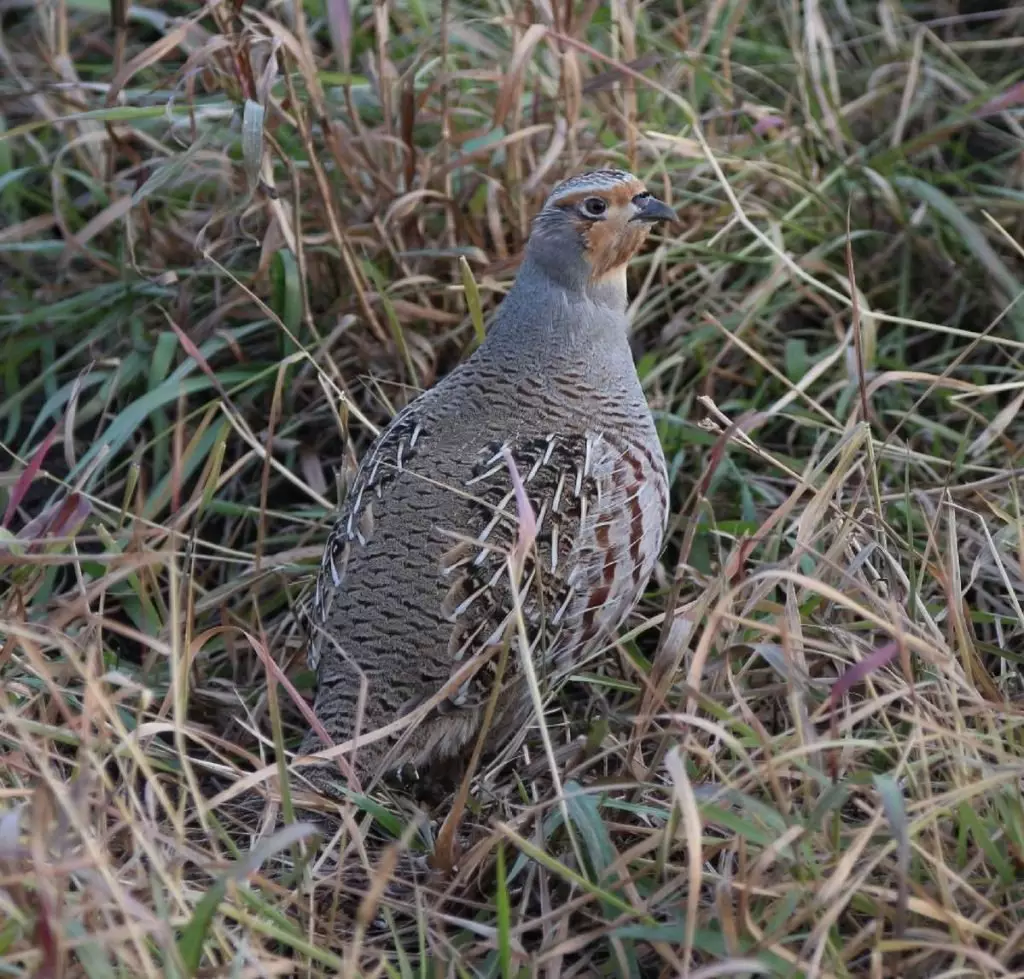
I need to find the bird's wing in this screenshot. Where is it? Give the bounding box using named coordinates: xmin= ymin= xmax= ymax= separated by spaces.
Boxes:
xmin=307 ymin=417 xmax=663 ymax=714
xmin=432 ymin=429 xmax=654 ymax=710
xmin=306 ymin=399 xmax=428 ymax=672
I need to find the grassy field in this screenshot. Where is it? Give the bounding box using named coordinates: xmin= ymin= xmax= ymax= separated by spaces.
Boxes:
xmin=2 ymin=0 xmax=1024 ymax=975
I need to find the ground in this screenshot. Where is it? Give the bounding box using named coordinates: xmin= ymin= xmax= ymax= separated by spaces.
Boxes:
xmin=1 ymin=0 xmax=1024 ymax=976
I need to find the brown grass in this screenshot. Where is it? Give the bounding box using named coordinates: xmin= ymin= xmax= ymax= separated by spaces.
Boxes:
xmin=2 ymin=0 xmax=1024 ymax=975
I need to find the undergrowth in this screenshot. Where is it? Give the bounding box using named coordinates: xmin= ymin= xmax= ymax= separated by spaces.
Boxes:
xmin=2 ymin=0 xmax=1024 ymax=976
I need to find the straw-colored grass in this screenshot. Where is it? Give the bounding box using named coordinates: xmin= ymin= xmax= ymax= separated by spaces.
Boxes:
xmin=2 ymin=0 xmax=1024 ymax=975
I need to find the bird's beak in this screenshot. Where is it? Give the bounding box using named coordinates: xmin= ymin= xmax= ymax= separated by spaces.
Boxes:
xmin=630 ymin=195 xmax=676 ymax=224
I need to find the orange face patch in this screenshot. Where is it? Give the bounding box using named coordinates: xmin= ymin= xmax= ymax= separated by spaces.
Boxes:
xmin=551 ymin=178 xmax=654 ymax=281
xmin=583 ymin=220 xmax=650 ymax=280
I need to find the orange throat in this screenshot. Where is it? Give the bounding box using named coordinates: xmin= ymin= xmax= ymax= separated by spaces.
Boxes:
xmin=585 ymin=222 xmax=648 ymax=282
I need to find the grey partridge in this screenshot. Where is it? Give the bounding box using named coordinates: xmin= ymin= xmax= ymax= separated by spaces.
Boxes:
xmin=304 ymin=168 xmax=674 ymax=784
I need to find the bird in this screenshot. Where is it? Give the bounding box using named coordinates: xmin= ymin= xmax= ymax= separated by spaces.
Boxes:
xmin=302 ymin=168 xmax=674 ymax=789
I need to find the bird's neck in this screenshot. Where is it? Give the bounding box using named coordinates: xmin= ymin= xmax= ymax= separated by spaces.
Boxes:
xmin=482 ymin=253 xmax=632 ymax=364
xmin=521 ymin=237 xmax=630 ymax=312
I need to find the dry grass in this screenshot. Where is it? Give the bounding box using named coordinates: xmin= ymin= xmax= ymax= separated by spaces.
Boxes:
xmin=2 ymin=0 xmax=1024 ymax=975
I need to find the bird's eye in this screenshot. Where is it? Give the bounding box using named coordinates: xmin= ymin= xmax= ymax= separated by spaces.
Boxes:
xmin=581 ymin=197 xmax=608 ymax=218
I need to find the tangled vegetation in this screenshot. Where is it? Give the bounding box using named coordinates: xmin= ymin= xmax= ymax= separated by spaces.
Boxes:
xmin=1 ymin=0 xmax=1024 ymax=975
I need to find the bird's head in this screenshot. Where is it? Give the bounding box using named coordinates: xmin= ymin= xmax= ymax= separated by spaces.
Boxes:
xmin=524 ymin=169 xmax=675 ymax=302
